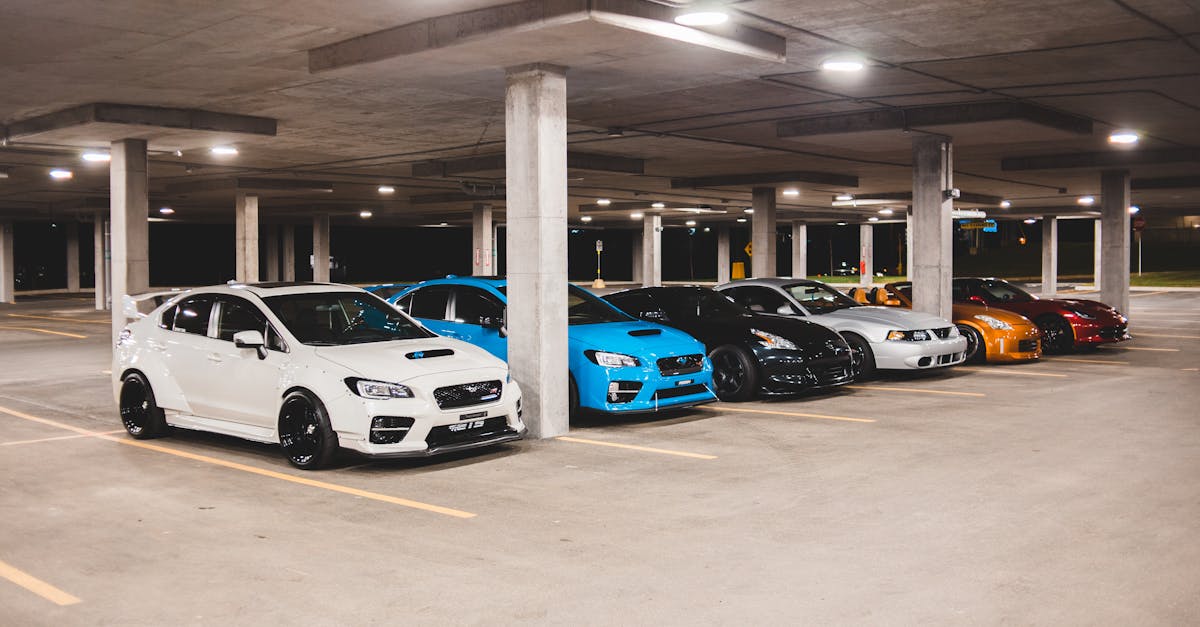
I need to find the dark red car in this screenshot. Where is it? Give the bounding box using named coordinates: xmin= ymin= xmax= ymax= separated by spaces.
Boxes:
xmin=952 ymin=278 xmax=1129 ymax=353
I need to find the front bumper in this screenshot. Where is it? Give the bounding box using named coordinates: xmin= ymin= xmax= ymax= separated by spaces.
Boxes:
xmin=983 ymin=324 xmax=1041 ymax=363
xmin=1070 ymin=318 xmax=1131 ymax=346
xmin=873 ymin=336 xmax=969 ymax=370
xmin=752 ymin=346 xmax=855 ymax=396
xmin=576 ymin=360 xmax=717 ymax=414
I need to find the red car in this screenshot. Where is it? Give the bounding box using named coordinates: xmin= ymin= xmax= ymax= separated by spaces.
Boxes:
xmin=952 ymin=278 xmax=1129 ymax=353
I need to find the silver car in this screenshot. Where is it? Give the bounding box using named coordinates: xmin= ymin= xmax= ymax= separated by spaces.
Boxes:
xmin=716 ymin=278 xmax=968 ymax=376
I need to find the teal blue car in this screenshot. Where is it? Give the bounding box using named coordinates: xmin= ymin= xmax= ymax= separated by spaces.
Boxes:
xmin=383 ymin=277 xmax=716 ymax=415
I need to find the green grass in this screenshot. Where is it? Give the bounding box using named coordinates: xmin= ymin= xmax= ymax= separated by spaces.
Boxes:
xmin=809 ymin=275 xmax=907 ymax=284
xmin=1129 ymin=271 xmax=1200 ymax=287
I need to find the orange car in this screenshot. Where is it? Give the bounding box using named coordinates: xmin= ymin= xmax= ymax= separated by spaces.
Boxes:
xmin=849 ymin=282 xmax=1041 ymax=363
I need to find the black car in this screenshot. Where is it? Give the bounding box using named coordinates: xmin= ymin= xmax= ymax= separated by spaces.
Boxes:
xmin=603 ymin=287 xmax=857 ymax=401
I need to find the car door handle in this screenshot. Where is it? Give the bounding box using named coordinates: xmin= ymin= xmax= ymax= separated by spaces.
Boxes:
xmin=206 ymin=353 xmax=223 ymax=363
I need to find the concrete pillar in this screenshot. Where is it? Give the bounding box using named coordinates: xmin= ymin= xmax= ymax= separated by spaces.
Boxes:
xmin=472 ymin=203 xmax=494 ymax=276
xmin=110 ymin=138 xmax=150 ymax=340
xmin=312 ymin=215 xmax=330 ymax=283
xmin=641 ymin=214 xmax=662 ymax=287
xmin=235 ymin=192 xmax=259 ymax=283
xmin=93 ymin=211 xmax=108 ymax=310
xmin=716 ymin=225 xmax=731 ymax=283
xmin=65 ymin=222 xmax=80 ymax=292
xmin=1100 ymin=170 xmax=1131 ymax=314
xmin=631 ymin=231 xmax=643 ymax=283
xmin=0 ymin=222 xmax=14 ymax=304
xmin=911 ymin=135 xmax=954 ymax=320
xmin=263 ymin=224 xmax=280 ymax=282
xmin=750 ymin=187 xmax=777 ymax=278
xmin=504 ymin=63 xmax=569 ymax=439
xmin=281 ymin=225 xmax=296 ymax=282
xmin=790 ymin=222 xmax=807 ymax=278
xmin=1093 ymin=220 xmax=1102 ymax=290
xmin=1041 ymin=217 xmax=1058 ymax=297
xmin=859 ymin=223 xmax=874 ymax=287
xmin=905 ymin=211 xmax=913 ymax=278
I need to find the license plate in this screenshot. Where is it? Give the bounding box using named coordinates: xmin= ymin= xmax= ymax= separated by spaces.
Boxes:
xmin=676 ymin=379 xmax=693 ymax=386
xmin=448 ymin=420 xmax=485 ymax=432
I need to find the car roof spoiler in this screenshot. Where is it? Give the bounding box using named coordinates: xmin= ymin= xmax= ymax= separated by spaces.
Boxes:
xmin=121 ymin=289 xmax=189 ymax=321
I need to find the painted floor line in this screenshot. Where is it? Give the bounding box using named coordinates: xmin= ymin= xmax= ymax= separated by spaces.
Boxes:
xmin=1134 ymin=332 xmax=1200 ymax=340
xmin=846 ymin=385 xmax=985 ymax=397
xmin=0 ymin=405 xmax=475 ymax=519
xmin=556 ymin=436 xmax=717 ymax=459
xmin=1130 ymin=291 xmax=1171 ymax=298
xmin=1183 ymin=368 xmax=1199 ymax=372
xmin=6 ymin=313 xmax=108 ymax=325
xmin=1050 ymin=357 xmax=1128 ymax=365
xmin=956 ymin=366 xmax=1068 ymax=378
xmin=0 ymin=558 xmax=81 ymax=606
xmin=1 ymin=429 xmax=125 ymax=446
xmin=702 ymin=405 xmax=875 ymax=423
xmin=0 ymin=326 xmax=87 ymax=339
xmin=1101 ymin=346 xmax=1181 ymax=352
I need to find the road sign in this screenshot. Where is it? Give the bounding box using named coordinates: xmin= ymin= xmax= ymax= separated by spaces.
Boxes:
xmin=595 ymin=239 xmax=604 ymax=252
xmin=959 ymin=219 xmax=992 ymax=230
xmin=1132 ymin=216 xmax=1146 ymax=232
xmin=744 ymin=242 xmax=752 ymax=256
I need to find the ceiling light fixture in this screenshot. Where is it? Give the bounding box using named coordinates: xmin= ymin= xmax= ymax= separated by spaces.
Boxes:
xmin=1024 ymin=218 xmax=1037 ymax=224
xmin=210 ymin=146 xmax=238 ymax=156
xmin=1000 ymin=200 xmax=1012 ymax=209
xmin=49 ymin=168 xmax=73 ymax=180
xmin=878 ymin=208 xmax=894 ymax=215
xmin=836 ymin=221 xmax=847 ymax=226
xmin=686 ymin=220 xmax=697 ymax=226
xmin=81 ymin=151 xmax=110 ymax=162
xmin=597 ymin=198 xmax=612 ymax=206
xmin=359 ymin=210 xmax=373 ymax=218
xmin=835 ymin=193 xmax=854 ymax=201
xmin=821 ymin=57 xmax=866 ymax=72
xmin=159 ymin=207 xmax=175 ymax=215
xmin=439 ymin=222 xmax=448 ymax=226
xmin=1128 ymin=205 xmax=1140 ymax=214
xmin=1077 ymin=196 xmax=1096 ymax=206
xmin=377 ymin=185 xmax=395 ymax=194
xmin=736 ymin=218 xmax=747 ymax=223
xmin=581 ymin=215 xmax=593 ymax=222
xmin=651 ymin=202 xmax=666 ymax=209
xmin=606 ymin=127 xmax=625 ymax=137
xmin=1108 ymin=130 xmax=1140 ymax=144
xmin=743 ymin=208 xmax=754 ymax=214
xmin=782 ymin=188 xmax=800 ymax=197
xmin=673 ymin=6 xmax=729 ymax=27
xmin=868 ymin=216 xmax=879 ymax=222
xmin=630 ymin=212 xmax=644 ymax=219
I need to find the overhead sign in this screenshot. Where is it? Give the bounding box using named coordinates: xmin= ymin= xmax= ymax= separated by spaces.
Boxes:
xmin=959 ymin=219 xmax=994 ymax=231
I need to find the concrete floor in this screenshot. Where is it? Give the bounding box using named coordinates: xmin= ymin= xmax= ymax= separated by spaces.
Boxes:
xmin=0 ymin=291 xmax=1197 ymax=625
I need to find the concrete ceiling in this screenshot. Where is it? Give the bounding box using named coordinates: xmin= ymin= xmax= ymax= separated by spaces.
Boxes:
xmin=1 ymin=0 xmax=1198 ymax=227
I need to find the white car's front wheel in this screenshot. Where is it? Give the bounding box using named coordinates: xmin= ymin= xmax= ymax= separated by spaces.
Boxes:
xmin=278 ymin=390 xmax=339 ymax=470
xmin=119 ymin=372 xmax=167 ymax=439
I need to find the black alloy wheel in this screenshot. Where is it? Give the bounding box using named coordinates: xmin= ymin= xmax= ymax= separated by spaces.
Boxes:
xmin=708 ymin=345 xmax=758 ymax=402
xmin=958 ymin=324 xmax=985 ymax=363
xmin=842 ymin=333 xmax=876 ymax=379
xmin=1036 ymin=315 xmax=1075 ymax=353
xmin=119 ymin=372 xmax=167 ymax=439
xmin=278 ymin=391 xmax=338 ymax=470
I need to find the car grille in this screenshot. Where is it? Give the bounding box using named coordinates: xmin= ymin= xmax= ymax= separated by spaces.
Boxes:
xmin=813 ymin=364 xmax=853 ymax=385
xmin=432 ymin=380 xmax=503 ymax=409
xmin=1018 ymin=339 xmax=1039 ymax=352
xmin=932 ymin=327 xmax=953 ymax=339
xmin=1098 ymin=325 xmax=1126 ymax=340
xmin=425 ymin=417 xmax=515 ymax=449
xmin=652 ymin=383 xmax=709 ymax=400
xmin=657 ymin=354 xmax=704 ymax=376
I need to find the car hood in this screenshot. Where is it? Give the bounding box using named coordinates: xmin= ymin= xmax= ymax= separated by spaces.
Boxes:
xmin=952 ymin=302 xmax=1035 ymax=326
xmin=569 ymin=320 xmax=704 ymax=356
xmin=313 ymin=336 xmax=505 ymax=381
xmin=814 ymin=306 xmax=952 ymax=330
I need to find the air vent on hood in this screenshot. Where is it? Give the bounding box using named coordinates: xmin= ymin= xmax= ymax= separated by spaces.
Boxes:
xmin=406 ymin=349 xmax=454 ymax=359
xmin=628 ymin=328 xmax=662 ymax=337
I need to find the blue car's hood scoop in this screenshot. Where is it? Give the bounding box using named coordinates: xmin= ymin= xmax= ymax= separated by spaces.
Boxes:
xmin=627 ymin=328 xmax=661 ymax=337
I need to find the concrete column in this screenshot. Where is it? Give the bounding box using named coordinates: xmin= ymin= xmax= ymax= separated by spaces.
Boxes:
xmin=716 ymin=225 xmax=731 ymax=283
xmin=631 ymin=231 xmax=643 ymax=283
xmin=263 ymin=224 xmax=280 ymax=282
xmin=1041 ymin=217 xmax=1058 ymax=297
xmin=790 ymin=222 xmax=807 ymax=278
xmin=504 ymin=63 xmax=569 ymax=439
xmin=472 ymin=203 xmax=494 ymax=276
xmin=65 ymin=222 xmax=80 ymax=292
xmin=93 ymin=211 xmax=108 ymax=310
xmin=0 ymin=222 xmax=14 ymax=304
xmin=1100 ymin=170 xmax=1131 ymax=314
xmin=110 ymin=138 xmax=150 ymax=340
xmin=235 ymin=193 xmax=259 ymax=283
xmin=641 ymin=214 xmax=662 ymax=287
xmin=281 ymin=225 xmax=296 ymax=282
xmin=312 ymin=215 xmax=330 ymax=283
xmin=911 ymin=135 xmax=954 ymax=320
xmin=1093 ymin=220 xmax=1102 ymax=290
xmin=905 ymin=211 xmax=913 ymax=279
xmin=750 ymin=187 xmax=777 ymax=278
xmin=859 ymin=223 xmax=874 ymax=287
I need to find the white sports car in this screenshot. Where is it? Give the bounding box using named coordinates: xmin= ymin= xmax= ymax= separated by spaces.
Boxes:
xmin=716 ymin=278 xmax=968 ymax=376
xmin=114 ymin=282 xmax=525 ymax=469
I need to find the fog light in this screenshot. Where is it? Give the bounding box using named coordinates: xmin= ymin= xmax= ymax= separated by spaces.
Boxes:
xmin=607 ymin=381 xmax=642 ymax=403
xmin=370 ymin=416 xmax=415 ymax=444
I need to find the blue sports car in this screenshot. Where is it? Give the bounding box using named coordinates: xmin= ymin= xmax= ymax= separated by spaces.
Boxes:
xmin=388 ymin=277 xmax=716 ymax=415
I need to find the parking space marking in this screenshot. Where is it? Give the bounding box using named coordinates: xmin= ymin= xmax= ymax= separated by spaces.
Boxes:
xmin=1133 ymin=332 xmax=1200 ymax=340
xmin=0 ymin=405 xmax=476 ymax=519
xmin=846 ymin=385 xmax=985 ymax=397
xmin=0 ymin=326 xmax=87 ymax=339
xmin=956 ymin=366 xmax=1068 ymax=378
xmin=556 ymin=436 xmax=717 ymax=459
xmin=1184 ymin=368 xmax=1199 ymax=372
xmin=1101 ymin=346 xmax=1181 ymax=352
xmin=1 ymin=430 xmax=124 ymax=446
xmin=1130 ymin=291 xmax=1171 ymax=298
xmin=0 ymin=558 xmax=81 ymax=606
xmin=6 ymin=313 xmax=108 ymax=325
xmin=1049 ymin=357 xmax=1128 ymax=365
xmin=702 ymin=405 xmax=875 ymax=423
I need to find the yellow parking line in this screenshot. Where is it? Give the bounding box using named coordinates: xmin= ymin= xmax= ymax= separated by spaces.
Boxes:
xmin=1134 ymin=332 xmax=1200 ymax=340
xmin=846 ymin=385 xmax=985 ymax=397
xmin=0 ymin=558 xmax=81 ymax=606
xmin=0 ymin=326 xmax=87 ymax=339
xmin=6 ymin=313 xmax=108 ymax=325
xmin=1101 ymin=346 xmax=1181 ymax=352
xmin=0 ymin=405 xmax=475 ymax=519
xmin=702 ymin=405 xmax=875 ymax=423
xmin=1050 ymin=357 xmax=1128 ymax=365
xmin=1 ymin=430 xmax=124 ymax=446
xmin=556 ymin=436 xmax=717 ymax=459
xmin=956 ymin=366 xmax=1068 ymax=378
xmin=1183 ymin=368 xmax=1199 ymax=372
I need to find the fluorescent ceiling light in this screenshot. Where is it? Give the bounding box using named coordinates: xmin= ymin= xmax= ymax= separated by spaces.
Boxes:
xmin=597 ymin=198 xmax=612 ymax=206
xmin=836 ymin=221 xmax=847 ymax=226
xmin=685 ymin=220 xmax=697 ymax=226
xmin=736 ymin=218 xmax=747 ymax=223
xmin=822 ymin=57 xmax=866 ymax=72
xmin=743 ymin=208 xmax=754 ymax=214
xmin=81 ymin=151 xmax=110 ymax=162
xmin=835 ymin=193 xmax=854 ymax=201
xmin=782 ymin=188 xmax=800 ymax=197
xmin=49 ymin=169 xmax=73 ymax=180
xmin=158 ymin=207 xmax=175 ymax=215
xmin=999 ymin=200 xmax=1012 ymax=209
xmin=581 ymin=215 xmax=593 ymax=222
xmin=630 ymin=212 xmax=644 ymax=219
xmin=359 ymin=210 xmax=373 ymax=218
xmin=377 ymin=185 xmax=395 ymax=194
xmin=1077 ymin=196 xmax=1095 ymax=206
xmin=868 ymin=216 xmax=879 ymax=222
xmin=651 ymin=202 xmax=666 ymax=209
xmin=1128 ymin=205 xmax=1140 ymax=214
xmin=878 ymin=208 xmax=894 ymax=215
xmin=673 ymin=11 xmax=729 ymax=27
xmin=210 ymin=146 xmax=238 ymax=156
xmin=1108 ymin=130 xmax=1139 ymax=144
xmin=1024 ymin=218 xmax=1037 ymax=224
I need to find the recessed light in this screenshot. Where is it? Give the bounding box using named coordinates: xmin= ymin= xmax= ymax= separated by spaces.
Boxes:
xmin=703 ymin=227 xmax=711 ymax=232
xmin=686 ymin=220 xmax=697 ymax=226
xmin=630 ymin=212 xmax=644 ymax=219
xmin=1128 ymin=205 xmax=1140 ymax=214
xmin=81 ymin=151 xmax=110 ymax=162
xmin=173 ymin=150 xmax=183 ymax=157
xmin=836 ymin=221 xmax=847 ymax=226
xmin=736 ymin=218 xmax=747 ymax=223
xmin=159 ymin=207 xmax=175 ymax=215
xmin=377 ymin=185 xmax=395 ymax=194
xmin=1000 ymin=200 xmax=1012 ymax=209
xmin=210 ymin=146 xmax=238 ymax=156
xmin=674 ymin=10 xmax=729 ymax=27
xmin=782 ymin=188 xmax=800 ymax=197
xmin=1077 ymin=196 xmax=1095 ymax=206
xmin=878 ymin=208 xmax=894 ymax=215
xmin=581 ymin=215 xmax=593 ymax=222
xmin=597 ymin=198 xmax=612 ymax=206
xmin=835 ymin=193 xmax=854 ymax=201
xmin=822 ymin=57 xmax=866 ymax=72
xmin=651 ymin=202 xmax=666 ymax=209
xmin=743 ymin=208 xmax=754 ymax=214
xmin=439 ymin=222 xmax=448 ymax=226
xmin=49 ymin=169 xmax=73 ymax=180
xmin=359 ymin=210 xmax=373 ymax=218
xmin=1024 ymin=218 xmax=1037 ymax=224
xmin=868 ymin=216 xmax=879 ymax=222
xmin=1108 ymin=130 xmax=1139 ymax=144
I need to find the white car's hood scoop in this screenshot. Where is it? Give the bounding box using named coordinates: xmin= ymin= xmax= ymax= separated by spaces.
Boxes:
xmin=314 ymin=338 xmax=502 ymax=380
xmin=816 ymin=306 xmax=951 ymax=330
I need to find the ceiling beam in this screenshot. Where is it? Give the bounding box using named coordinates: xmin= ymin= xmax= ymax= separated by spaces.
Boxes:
xmin=1131 ymin=175 xmax=1200 ymax=189
xmin=777 ymin=101 xmax=1093 ymax=138
xmin=1001 ymin=148 xmax=1200 ymax=171
xmin=670 ymin=170 xmax=858 ymax=189
xmin=413 ymin=151 xmax=644 ymax=177
xmin=410 ymin=191 xmax=506 ymax=205
xmin=3 ymin=103 xmax=277 ymax=140
xmin=166 ymin=178 xmax=334 ymax=195
xmin=845 ymin=190 xmax=1004 ymax=205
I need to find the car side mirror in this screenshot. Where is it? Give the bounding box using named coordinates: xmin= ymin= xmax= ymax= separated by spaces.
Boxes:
xmin=233 ymin=330 xmax=267 ymax=360
xmin=776 ymin=304 xmax=794 ymax=315
xmin=968 ymin=295 xmax=986 ymax=305
xmin=482 ymin=310 xmax=508 ymax=337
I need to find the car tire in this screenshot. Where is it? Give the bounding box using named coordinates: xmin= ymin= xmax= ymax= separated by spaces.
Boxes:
xmin=708 ymin=345 xmax=758 ymax=402
xmin=568 ymin=374 xmax=580 ymax=418
xmin=119 ymin=372 xmax=167 ymax=439
xmin=842 ymin=333 xmax=876 ymax=379
xmin=278 ymin=390 xmax=339 ymax=470
xmin=958 ymin=324 xmax=985 ymax=363
xmin=1036 ymin=315 xmax=1074 ymax=353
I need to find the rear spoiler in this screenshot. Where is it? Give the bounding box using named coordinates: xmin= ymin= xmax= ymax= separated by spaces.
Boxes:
xmin=121 ymin=289 xmax=190 ymax=321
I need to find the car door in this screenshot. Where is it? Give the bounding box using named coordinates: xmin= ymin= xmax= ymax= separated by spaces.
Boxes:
xmin=205 ymin=295 xmax=291 ymax=427
xmin=448 ymin=286 xmax=508 ymax=360
xmin=395 ymin=285 xmax=457 ymax=336
xmin=162 ymin=294 xmax=219 ymax=416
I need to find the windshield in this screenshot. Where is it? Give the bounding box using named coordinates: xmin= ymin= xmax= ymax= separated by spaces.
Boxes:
xmin=263 ymin=292 xmax=434 ymax=346
xmin=495 ymin=284 xmax=632 ymax=325
xmin=783 ymin=282 xmax=859 ymax=313
xmin=977 ymin=280 xmax=1034 ymax=302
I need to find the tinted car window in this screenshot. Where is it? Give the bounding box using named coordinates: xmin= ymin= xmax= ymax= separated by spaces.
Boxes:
xmin=453 ymin=287 xmax=504 ymax=325
xmin=159 ymin=305 xmax=177 ymax=329
xmin=567 ymin=285 xmax=631 ymax=325
xmin=951 ymin=282 xmax=968 ymax=301
xmin=264 ymin=292 xmax=434 ymax=346
xmin=172 ymin=296 xmax=214 ymax=336
xmin=605 ymin=291 xmax=665 ymax=321
xmin=216 ymin=297 xmax=267 ymax=342
xmin=725 ymin=286 xmax=795 ymax=314
xmin=405 ymin=286 xmax=452 ymax=320
xmin=977 ymin=279 xmax=1034 ymax=302
xmin=782 ymin=283 xmax=858 ymax=313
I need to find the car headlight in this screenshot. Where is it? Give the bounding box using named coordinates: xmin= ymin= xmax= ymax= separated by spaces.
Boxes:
xmin=585 ymin=350 xmax=640 ymax=368
xmin=751 ymin=328 xmax=798 ymax=350
xmin=886 ymin=329 xmax=930 ymax=341
xmin=1068 ymin=308 xmax=1096 ymax=320
xmin=973 ymin=314 xmax=1013 ymax=330
xmin=345 ymin=377 xmax=413 ymax=399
